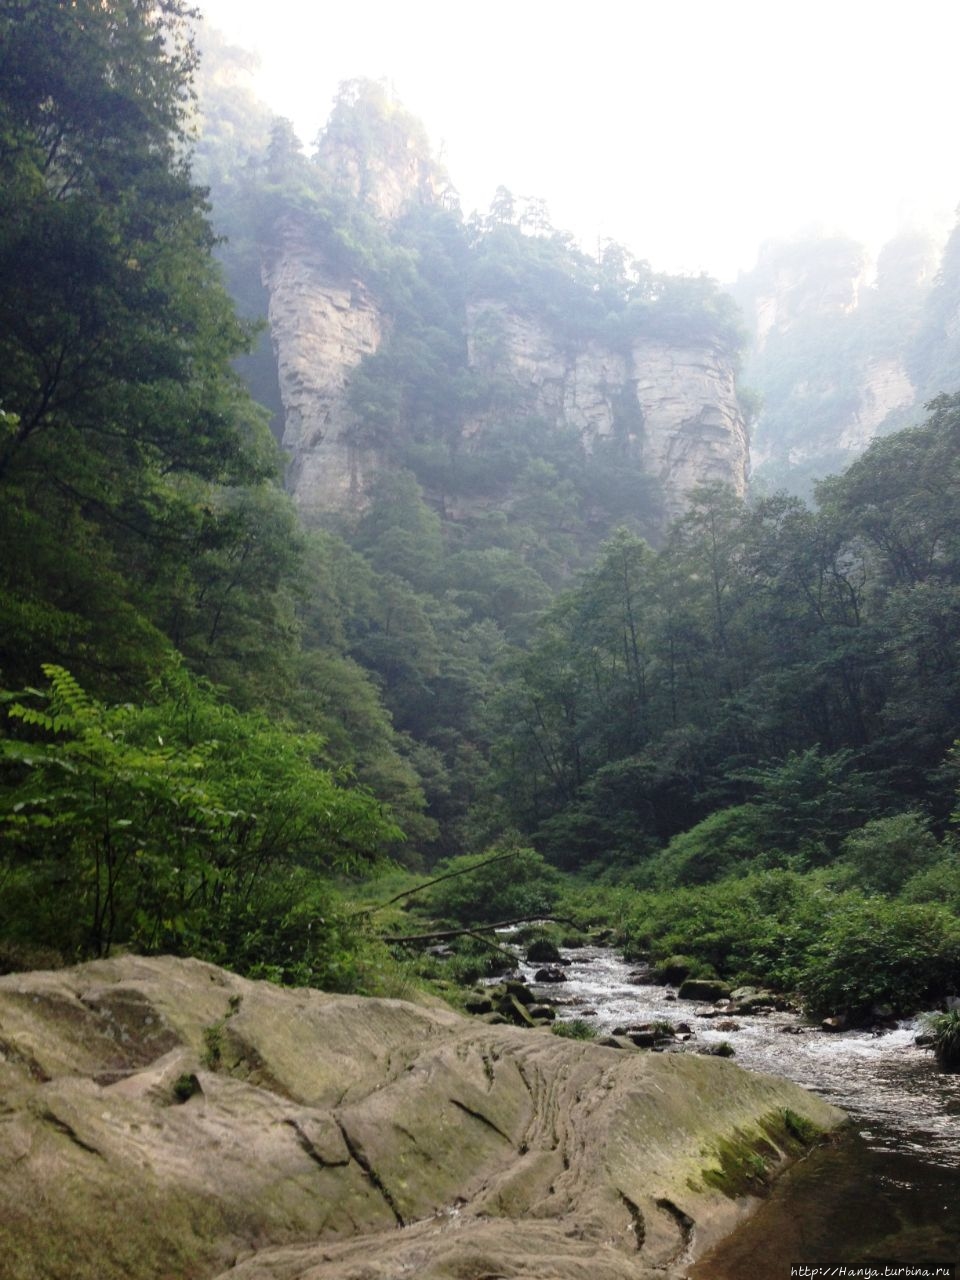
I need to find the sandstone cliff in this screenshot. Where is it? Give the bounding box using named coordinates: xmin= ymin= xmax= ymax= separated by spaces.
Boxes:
xmin=464 ymin=301 xmax=748 ymax=525
xmin=258 ymin=88 xmax=749 ymax=536
xmin=261 ymin=214 xmax=384 ymax=514
xmin=266 ymin=232 xmax=749 ymax=531
xmin=734 ymin=231 xmax=939 ymax=490
xmin=0 ymin=955 xmax=843 ymax=1280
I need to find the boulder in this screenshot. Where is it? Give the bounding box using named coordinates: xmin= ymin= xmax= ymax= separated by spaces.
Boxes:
xmin=525 ymin=938 xmax=563 ymax=964
xmin=678 ymin=979 xmax=732 ymax=1003
xmin=464 ymin=994 xmax=494 ymax=1015
xmin=533 ymin=967 xmax=567 ymax=984
xmin=821 ymin=1015 xmax=848 ymax=1032
xmin=495 ymin=994 xmax=537 ymax=1027
xmin=529 ymin=1005 xmax=556 ymax=1022
xmin=501 ymin=980 xmax=537 ymax=1005
xmin=655 ymin=956 xmax=696 ymax=985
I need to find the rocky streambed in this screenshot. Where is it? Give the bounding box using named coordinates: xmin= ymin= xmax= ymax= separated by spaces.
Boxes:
xmin=0 ymin=954 xmax=845 ymax=1280
xmin=493 ymin=941 xmax=960 ymax=1274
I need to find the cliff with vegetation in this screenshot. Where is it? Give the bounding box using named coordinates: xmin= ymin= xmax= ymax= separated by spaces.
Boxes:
xmin=733 ymin=230 xmax=943 ymax=493
xmin=231 ymin=81 xmax=749 ymax=539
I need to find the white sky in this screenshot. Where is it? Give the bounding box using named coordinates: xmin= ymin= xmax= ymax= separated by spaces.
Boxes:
xmin=195 ymin=0 xmax=960 ymax=281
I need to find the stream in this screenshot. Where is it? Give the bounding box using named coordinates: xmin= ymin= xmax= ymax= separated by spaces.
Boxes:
xmin=520 ymin=945 xmax=960 ymax=1277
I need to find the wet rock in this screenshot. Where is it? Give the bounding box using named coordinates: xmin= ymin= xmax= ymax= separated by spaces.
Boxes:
xmin=464 ymin=995 xmax=494 ymax=1016
xmin=529 ymin=1005 xmax=556 ymax=1022
xmin=674 ymin=1023 xmax=693 ymax=1036
xmin=525 ymin=939 xmax=563 ymax=964
xmin=821 ymin=1015 xmax=848 ymax=1033
xmin=715 ymin=1020 xmax=740 ymax=1033
xmin=678 ymin=979 xmax=732 ymax=1003
xmin=627 ymin=967 xmax=657 ymax=985
xmin=502 ymin=980 xmax=536 ymax=1005
xmin=533 ymin=968 xmax=567 ymax=984
xmin=654 ymin=956 xmax=696 ymax=985
xmin=730 ymin=986 xmax=759 ymax=1003
xmin=496 ymin=994 xmax=536 ymax=1027
xmin=596 ymin=1034 xmax=635 ymax=1050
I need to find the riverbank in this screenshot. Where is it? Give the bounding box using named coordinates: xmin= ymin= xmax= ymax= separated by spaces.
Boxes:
xmin=514 ymin=942 xmax=960 ymax=1277
xmin=0 ymin=954 xmax=843 ymax=1280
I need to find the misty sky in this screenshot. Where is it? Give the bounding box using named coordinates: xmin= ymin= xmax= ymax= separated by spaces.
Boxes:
xmin=195 ymin=0 xmax=960 ymax=282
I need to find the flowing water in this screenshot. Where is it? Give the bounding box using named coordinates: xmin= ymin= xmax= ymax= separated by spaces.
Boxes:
xmin=518 ymin=945 xmax=960 ymax=1278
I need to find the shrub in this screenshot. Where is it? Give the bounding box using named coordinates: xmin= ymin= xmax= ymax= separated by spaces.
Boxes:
xmin=797 ymin=898 xmax=960 ymax=1020
xmin=646 ymin=804 xmax=769 ymax=887
xmin=923 ymin=1009 xmax=960 ymax=1071
xmin=421 ymin=844 xmax=561 ymax=925
xmin=900 ymin=852 xmax=960 ymax=913
xmin=621 ymin=871 xmax=823 ymax=990
xmin=840 ymin=812 xmax=941 ymax=894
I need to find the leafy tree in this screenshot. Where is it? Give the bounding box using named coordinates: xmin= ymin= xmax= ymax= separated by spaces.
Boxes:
xmin=0 ymin=666 xmax=398 ymax=960
xmin=840 ymin=811 xmax=941 ymax=895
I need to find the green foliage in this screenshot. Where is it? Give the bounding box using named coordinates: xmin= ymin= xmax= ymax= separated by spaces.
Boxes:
xmin=0 ymin=666 xmax=398 ymax=960
xmin=647 ymin=805 xmax=770 ymax=886
xmin=922 ymin=1009 xmax=960 ymax=1071
xmin=551 ymin=1018 xmax=596 ymax=1040
xmin=900 ymin=852 xmax=960 ymax=914
xmin=840 ymin=812 xmax=941 ymax=894
xmin=797 ymin=898 xmax=960 ymax=1019
xmin=172 ymin=1073 xmax=201 ymax=1103
xmin=420 ymin=845 xmax=562 ymax=925
xmin=621 ymin=871 xmax=827 ymax=991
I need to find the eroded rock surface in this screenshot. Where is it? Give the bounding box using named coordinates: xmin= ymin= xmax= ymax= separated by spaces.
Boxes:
xmin=261 ymin=215 xmax=385 ymax=519
xmin=0 ymin=955 xmax=843 ymax=1280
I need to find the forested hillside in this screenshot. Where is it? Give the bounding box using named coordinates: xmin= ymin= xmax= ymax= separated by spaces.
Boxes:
xmin=1 ymin=6 xmax=958 ymax=1022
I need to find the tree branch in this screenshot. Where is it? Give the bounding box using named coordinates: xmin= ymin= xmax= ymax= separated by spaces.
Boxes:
xmin=354 ymin=848 xmax=523 ymax=917
xmin=381 ymin=914 xmax=579 ymax=944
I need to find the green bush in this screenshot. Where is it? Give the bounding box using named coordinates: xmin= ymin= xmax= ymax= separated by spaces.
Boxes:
xmin=797 ymin=898 xmax=960 ymax=1019
xmin=923 ymin=1009 xmax=960 ymax=1071
xmin=621 ymin=871 xmax=823 ymax=990
xmin=645 ymin=804 xmax=769 ymax=887
xmin=900 ymin=852 xmax=960 ymax=913
xmin=552 ymin=1018 xmax=596 ymax=1040
xmin=840 ymin=812 xmax=941 ymax=894
xmin=421 ymin=844 xmax=561 ymax=925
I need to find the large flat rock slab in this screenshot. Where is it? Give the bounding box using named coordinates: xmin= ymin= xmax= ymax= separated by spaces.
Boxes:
xmin=0 ymin=955 xmax=843 ymax=1279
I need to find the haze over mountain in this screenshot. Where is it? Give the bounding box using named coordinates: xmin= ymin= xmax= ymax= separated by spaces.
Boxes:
xmin=196 ymin=0 xmax=959 ymax=282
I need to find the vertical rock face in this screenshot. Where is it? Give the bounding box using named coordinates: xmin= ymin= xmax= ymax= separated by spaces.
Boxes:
xmin=463 ymin=301 xmax=749 ymax=524
xmin=261 ymin=216 xmax=384 ymax=520
xmin=267 ymin=261 xmax=748 ymax=531
xmin=315 ymin=137 xmax=440 ymax=222
xmin=835 ymin=357 xmax=917 ymax=454
xmin=630 ymin=339 xmax=750 ymax=520
xmin=733 ymin=231 xmax=944 ymax=488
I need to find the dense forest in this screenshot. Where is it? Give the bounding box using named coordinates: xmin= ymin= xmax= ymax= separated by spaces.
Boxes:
xmin=1 ymin=3 xmax=958 ymax=1025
